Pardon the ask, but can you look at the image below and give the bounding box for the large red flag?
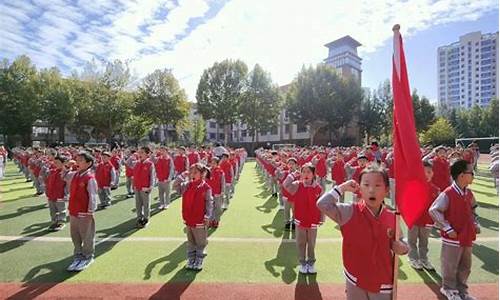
[392,25,429,228]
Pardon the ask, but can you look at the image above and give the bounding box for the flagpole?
[392,23,401,300]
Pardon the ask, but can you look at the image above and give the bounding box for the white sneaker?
[460,293,477,300]
[193,258,203,271]
[186,258,195,269]
[159,205,165,210]
[409,259,423,270]
[307,263,317,274]
[440,288,462,300]
[74,258,94,272]
[222,203,228,210]
[66,259,81,272]
[420,259,435,271]
[298,264,308,274]
[279,204,284,210]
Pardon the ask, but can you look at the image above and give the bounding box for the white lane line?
[0,235,497,244]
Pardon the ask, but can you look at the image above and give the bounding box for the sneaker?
[142,218,149,227]
[54,223,65,231]
[307,262,317,274]
[409,259,423,270]
[186,258,195,270]
[136,218,145,228]
[284,222,291,230]
[272,193,278,197]
[440,288,462,300]
[298,263,308,274]
[212,221,219,228]
[278,204,284,210]
[193,258,203,271]
[222,203,228,210]
[74,258,94,272]
[460,293,477,300]
[66,259,81,272]
[159,205,166,210]
[48,223,57,231]
[291,222,296,231]
[165,204,170,209]
[420,259,435,271]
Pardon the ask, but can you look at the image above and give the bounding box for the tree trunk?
[59,125,65,144]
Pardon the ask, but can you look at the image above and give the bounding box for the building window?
[241,130,247,137]
[271,127,278,135]
[297,124,307,133]
[209,122,216,129]
[219,133,224,140]
[209,133,216,139]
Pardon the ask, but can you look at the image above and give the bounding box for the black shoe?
[291,222,296,231]
[142,218,149,227]
[48,223,57,231]
[285,222,291,230]
[272,193,277,197]
[137,219,145,228]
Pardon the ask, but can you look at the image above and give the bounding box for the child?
[174,163,213,271]
[317,165,409,299]
[45,155,68,231]
[207,157,225,228]
[95,152,117,210]
[219,153,234,210]
[154,146,174,210]
[407,160,440,271]
[312,152,327,192]
[174,147,189,177]
[124,149,136,198]
[428,146,452,191]
[284,163,323,274]
[429,160,480,300]
[345,154,369,202]
[132,146,156,228]
[276,158,299,230]
[329,152,346,203]
[66,151,98,272]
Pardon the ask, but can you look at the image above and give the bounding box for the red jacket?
[315,156,327,178]
[110,155,121,170]
[95,161,114,189]
[133,159,154,190]
[341,202,395,293]
[46,168,66,201]
[331,160,346,184]
[174,155,188,173]
[440,185,477,247]
[293,182,322,228]
[432,157,451,191]
[182,180,210,227]
[220,160,233,184]
[68,170,95,217]
[188,152,199,165]
[414,183,440,227]
[208,167,224,196]
[155,156,172,182]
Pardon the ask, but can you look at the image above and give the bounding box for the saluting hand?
[339,180,359,193]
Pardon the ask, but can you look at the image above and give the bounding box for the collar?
[360,200,384,218]
[452,181,466,196]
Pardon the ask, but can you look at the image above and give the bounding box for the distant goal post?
[272,144,296,151]
[455,137,499,153]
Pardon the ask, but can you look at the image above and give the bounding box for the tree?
[420,117,456,146]
[190,116,207,146]
[196,59,248,145]
[121,115,153,145]
[287,64,363,145]
[412,90,436,133]
[485,97,499,136]
[358,91,386,143]
[0,56,41,145]
[239,64,282,145]
[135,69,189,143]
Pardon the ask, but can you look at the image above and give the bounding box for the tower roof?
[324,35,361,49]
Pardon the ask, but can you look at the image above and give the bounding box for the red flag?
[391,25,429,228]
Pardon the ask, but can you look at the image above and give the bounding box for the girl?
[95,152,117,210]
[132,147,155,228]
[317,165,409,299]
[207,157,225,228]
[45,155,68,231]
[66,151,98,272]
[174,163,213,271]
[329,152,346,203]
[284,163,323,274]
[276,158,300,230]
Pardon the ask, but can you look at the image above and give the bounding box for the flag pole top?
[392,24,400,32]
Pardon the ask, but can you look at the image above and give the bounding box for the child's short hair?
[54,155,68,163]
[423,160,433,168]
[190,163,211,180]
[287,157,297,164]
[211,157,220,164]
[141,146,151,154]
[359,164,389,187]
[301,162,316,174]
[450,159,469,180]
[78,151,95,167]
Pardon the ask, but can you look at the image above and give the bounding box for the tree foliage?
[420,117,456,146]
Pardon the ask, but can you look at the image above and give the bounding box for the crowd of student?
[255,142,490,300]
[2,140,494,300]
[9,144,246,272]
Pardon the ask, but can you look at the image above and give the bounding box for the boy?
[132,146,155,228]
[429,160,480,300]
[95,152,117,210]
[45,155,69,231]
[427,146,452,191]
[407,160,440,271]
[174,147,189,177]
[276,158,299,230]
[154,146,174,210]
[207,157,225,228]
[219,153,234,210]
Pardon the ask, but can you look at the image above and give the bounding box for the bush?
[420,117,456,146]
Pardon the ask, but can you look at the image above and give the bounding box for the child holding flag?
[317,165,409,299]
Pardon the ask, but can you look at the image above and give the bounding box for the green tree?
[190,116,207,146]
[196,59,248,144]
[412,90,436,133]
[359,91,386,143]
[420,117,457,146]
[121,115,153,145]
[239,64,282,144]
[0,56,41,145]
[135,69,190,143]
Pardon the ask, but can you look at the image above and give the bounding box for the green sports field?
[0,161,498,297]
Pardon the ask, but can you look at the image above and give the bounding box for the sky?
[1,0,498,103]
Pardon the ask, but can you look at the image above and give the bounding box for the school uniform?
[67,168,98,261]
[95,161,117,207]
[408,182,440,263]
[220,159,234,207]
[207,166,225,223]
[188,151,200,166]
[125,159,135,195]
[318,187,400,299]
[110,155,122,185]
[432,156,451,191]
[176,178,213,268]
[313,155,327,192]
[174,154,189,176]
[429,182,479,297]
[133,158,155,221]
[154,155,174,207]
[331,159,346,202]
[277,168,299,225]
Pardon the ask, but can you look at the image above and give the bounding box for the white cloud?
[0,0,497,99]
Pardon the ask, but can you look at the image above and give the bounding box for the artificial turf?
[0,161,498,285]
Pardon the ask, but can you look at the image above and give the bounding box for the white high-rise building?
[438,31,499,109]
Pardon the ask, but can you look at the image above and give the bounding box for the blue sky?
[1,0,498,102]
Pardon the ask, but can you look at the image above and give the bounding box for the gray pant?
[408,226,431,261]
[224,183,232,206]
[157,181,171,206]
[186,226,208,259]
[48,200,66,223]
[33,174,44,193]
[98,188,111,206]
[441,244,472,294]
[212,195,223,221]
[296,227,317,264]
[126,177,133,194]
[317,177,326,193]
[283,197,294,223]
[135,191,151,220]
[70,216,95,259]
[345,280,391,300]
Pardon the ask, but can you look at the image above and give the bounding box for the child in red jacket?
[429,160,480,300]
[45,155,68,231]
[317,165,409,299]
[95,152,117,210]
[284,163,323,274]
[174,163,213,271]
[207,157,225,228]
[407,160,440,271]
